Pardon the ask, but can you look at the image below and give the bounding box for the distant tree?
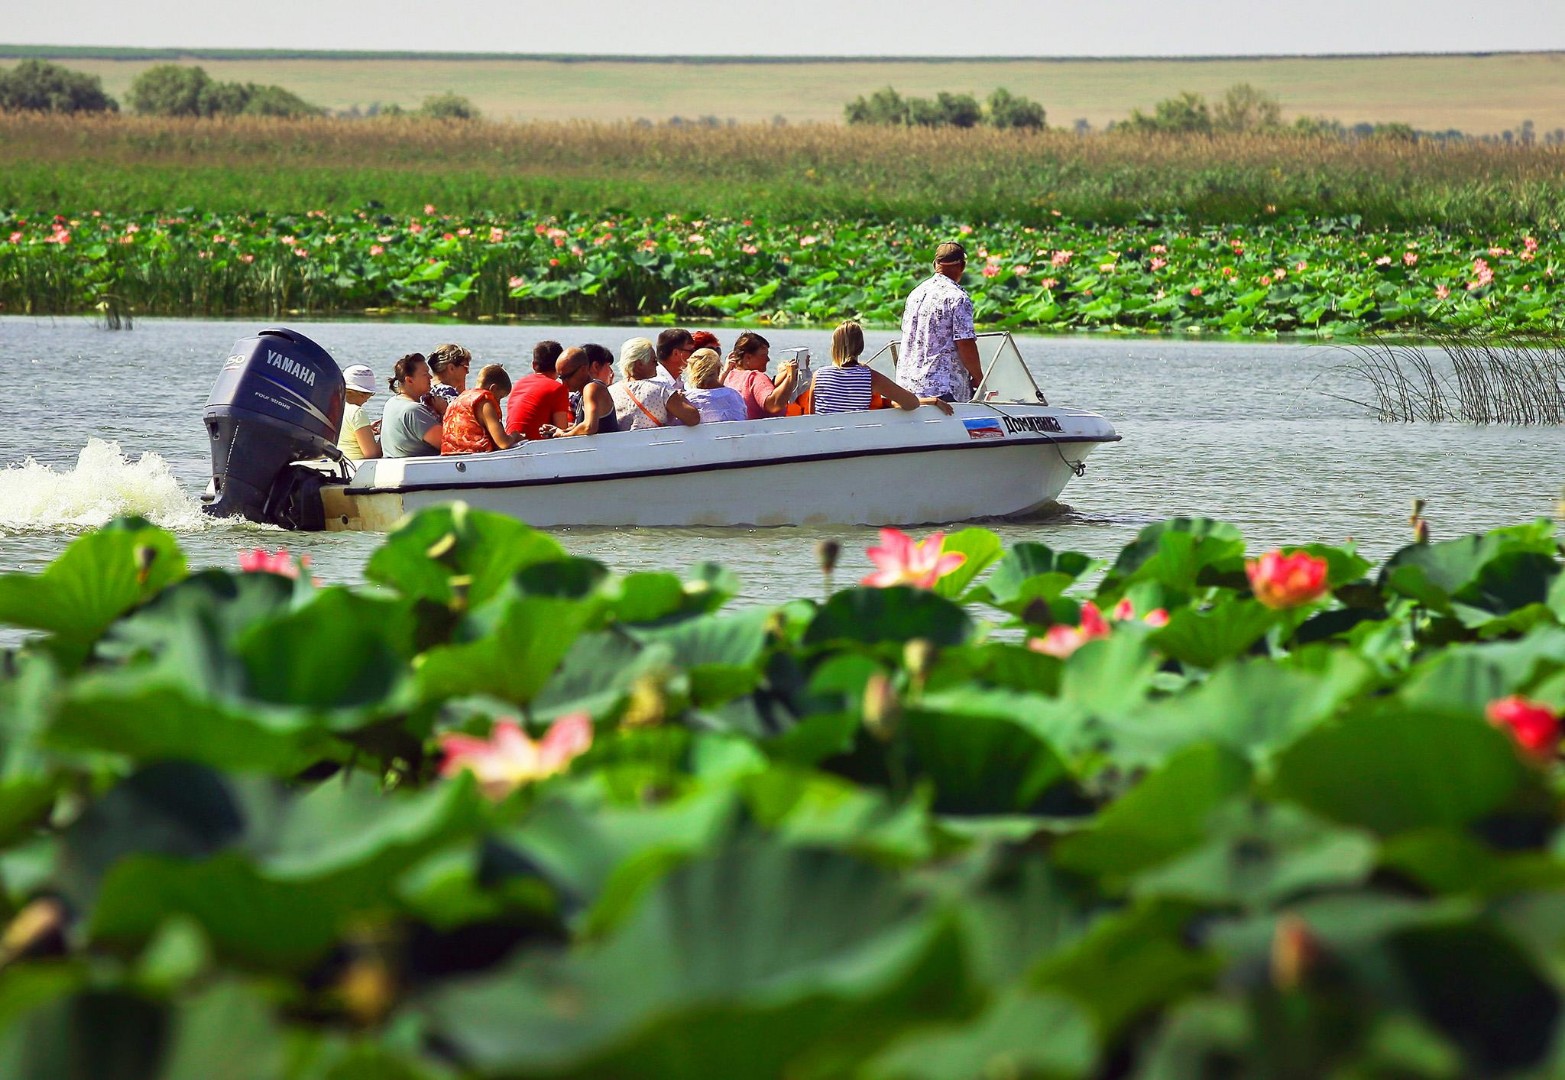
[985,87,1046,130]
[242,84,323,118]
[1292,115,1345,138]
[418,93,479,120]
[1370,122,1417,143]
[845,86,909,126]
[935,91,982,128]
[1213,83,1282,133]
[128,63,322,118]
[1520,118,1535,146]
[1124,91,1212,134]
[128,64,212,117]
[1074,118,1091,135]
[0,59,117,114]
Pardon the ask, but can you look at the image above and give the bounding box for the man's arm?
[956,338,982,389]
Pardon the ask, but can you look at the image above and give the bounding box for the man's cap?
[342,364,377,394]
[935,242,967,264]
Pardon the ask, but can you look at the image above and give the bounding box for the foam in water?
[0,439,209,533]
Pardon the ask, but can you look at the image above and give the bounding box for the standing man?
[897,242,982,402]
[652,328,696,388]
[504,340,572,441]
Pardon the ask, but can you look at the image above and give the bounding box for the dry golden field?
[20,51,1565,134]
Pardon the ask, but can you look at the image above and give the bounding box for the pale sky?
[5,0,1565,56]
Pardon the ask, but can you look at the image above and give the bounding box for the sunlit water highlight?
[1,316,1562,641]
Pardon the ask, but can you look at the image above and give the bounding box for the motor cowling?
[201,327,345,526]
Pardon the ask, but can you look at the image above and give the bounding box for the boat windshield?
[863,331,1046,404]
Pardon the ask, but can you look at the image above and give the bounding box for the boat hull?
[323,404,1117,531]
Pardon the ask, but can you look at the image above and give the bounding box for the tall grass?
[4,113,1565,229]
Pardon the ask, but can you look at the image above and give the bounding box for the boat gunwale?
[345,431,1120,497]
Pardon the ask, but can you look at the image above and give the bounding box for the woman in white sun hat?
[337,364,383,461]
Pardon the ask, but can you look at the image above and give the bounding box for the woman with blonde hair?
[809,320,953,416]
[425,342,472,416]
[610,337,701,430]
[682,348,747,423]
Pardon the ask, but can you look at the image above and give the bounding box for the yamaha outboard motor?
[202,327,345,530]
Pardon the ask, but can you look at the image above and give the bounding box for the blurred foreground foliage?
[2,506,1565,1077]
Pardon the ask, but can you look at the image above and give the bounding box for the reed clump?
[1336,331,1565,424]
[4,113,1565,228]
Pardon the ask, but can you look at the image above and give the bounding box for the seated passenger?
[690,330,721,354]
[682,349,747,423]
[337,364,383,461]
[547,345,621,437]
[652,328,695,387]
[504,340,571,441]
[811,320,954,415]
[722,331,800,420]
[426,343,472,417]
[610,337,700,430]
[381,353,443,457]
[442,364,516,454]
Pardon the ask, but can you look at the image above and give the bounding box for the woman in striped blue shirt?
[809,321,954,416]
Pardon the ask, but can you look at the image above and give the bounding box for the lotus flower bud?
[1409,498,1426,524]
[816,539,841,577]
[1245,551,1329,609]
[1485,696,1559,760]
[903,638,936,682]
[134,544,157,586]
[1270,914,1321,992]
[1413,517,1429,544]
[623,672,669,729]
[862,671,901,742]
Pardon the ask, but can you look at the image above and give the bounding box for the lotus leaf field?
[2,505,1565,1077]
[2,207,1560,335]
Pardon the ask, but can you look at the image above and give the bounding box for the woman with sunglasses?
[425,342,472,418]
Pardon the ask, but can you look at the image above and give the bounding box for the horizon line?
[1,44,1561,64]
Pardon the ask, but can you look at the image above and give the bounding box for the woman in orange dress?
[441,365,516,454]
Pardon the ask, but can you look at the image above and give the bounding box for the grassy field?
[5,114,1564,229]
[5,49,1563,133]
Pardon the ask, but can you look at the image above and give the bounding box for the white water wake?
[0,439,211,533]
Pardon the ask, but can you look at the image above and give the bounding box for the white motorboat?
[202,327,1118,531]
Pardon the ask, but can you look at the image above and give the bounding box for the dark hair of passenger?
[655,328,694,362]
[389,352,428,393]
[581,343,615,371]
[428,342,471,373]
[476,363,512,398]
[729,332,769,361]
[532,340,564,375]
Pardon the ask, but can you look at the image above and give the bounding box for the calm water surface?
[2,316,1562,610]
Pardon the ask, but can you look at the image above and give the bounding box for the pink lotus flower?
[1150,244,1168,254]
[1189,286,1203,297]
[1467,258,1494,290]
[7,231,20,244]
[1012,264,1030,275]
[1040,277,1058,289]
[1260,275,1272,287]
[862,528,966,589]
[369,244,384,256]
[239,547,309,579]
[1375,255,1392,266]
[408,222,423,234]
[508,275,526,289]
[439,714,593,800]
[1246,550,1329,609]
[959,224,973,234]
[1435,284,1451,299]
[490,227,505,243]
[424,203,437,215]
[240,253,255,264]
[1221,266,1236,277]
[1029,600,1111,658]
[982,263,1001,278]
[456,227,471,238]
[1112,597,1170,626]
[1150,257,1167,271]
[1524,235,1539,252]
[1485,696,1559,760]
[279,235,295,245]
[1294,261,1308,272]
[1403,252,1418,266]
[742,243,759,255]
[1050,250,1073,267]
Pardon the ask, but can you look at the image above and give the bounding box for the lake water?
[3,315,1563,615]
